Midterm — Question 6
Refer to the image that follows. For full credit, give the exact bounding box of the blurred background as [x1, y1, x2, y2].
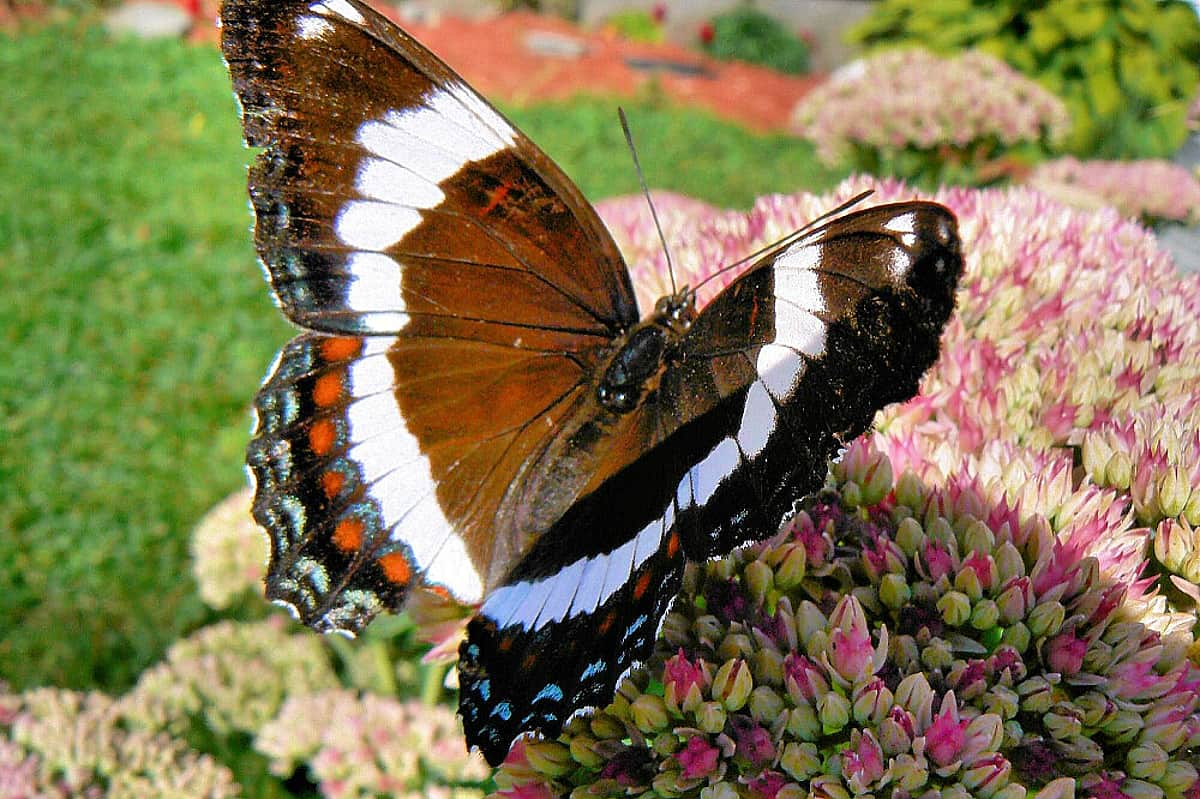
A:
[1, 0, 1198, 795]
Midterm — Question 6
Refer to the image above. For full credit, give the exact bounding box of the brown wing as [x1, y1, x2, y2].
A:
[223, 0, 642, 628]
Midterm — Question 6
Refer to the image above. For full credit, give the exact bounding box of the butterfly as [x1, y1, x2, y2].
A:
[220, 0, 963, 766]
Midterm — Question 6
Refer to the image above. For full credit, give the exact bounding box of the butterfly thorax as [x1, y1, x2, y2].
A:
[597, 288, 696, 413]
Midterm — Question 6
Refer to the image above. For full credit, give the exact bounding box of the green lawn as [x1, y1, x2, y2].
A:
[0, 21, 842, 693]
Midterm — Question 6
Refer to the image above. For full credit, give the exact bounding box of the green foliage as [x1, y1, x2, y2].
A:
[507, 99, 844, 206]
[0, 22, 842, 695]
[498, 0, 578, 18]
[702, 6, 810, 75]
[0, 23, 282, 693]
[849, 0, 1200, 159]
[604, 9, 664, 44]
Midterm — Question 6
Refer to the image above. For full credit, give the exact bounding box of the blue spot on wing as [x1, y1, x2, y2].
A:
[622, 613, 649, 641]
[533, 683, 564, 704]
[581, 658, 606, 680]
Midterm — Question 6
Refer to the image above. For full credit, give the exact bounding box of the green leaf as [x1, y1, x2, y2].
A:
[1027, 10, 1066, 54]
[1086, 69, 1123, 119]
[1059, 5, 1109, 40]
[1062, 94, 1096, 153]
[1119, 47, 1168, 101]
[1117, 0, 1157, 33]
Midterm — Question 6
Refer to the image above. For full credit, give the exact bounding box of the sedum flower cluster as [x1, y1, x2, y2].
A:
[495, 441, 1200, 799]
[488, 180, 1200, 798]
[121, 617, 341, 736]
[190, 486, 268, 610]
[257, 689, 490, 799]
[0, 685, 240, 798]
[3, 613, 491, 798]
[790, 50, 1069, 176]
[1027, 158, 1200, 225]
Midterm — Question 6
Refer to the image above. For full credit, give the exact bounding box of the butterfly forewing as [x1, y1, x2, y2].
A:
[224, 0, 647, 629]
[222, 0, 636, 337]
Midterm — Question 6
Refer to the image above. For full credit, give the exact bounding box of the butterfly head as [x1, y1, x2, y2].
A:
[896, 207, 962, 323]
[653, 285, 697, 335]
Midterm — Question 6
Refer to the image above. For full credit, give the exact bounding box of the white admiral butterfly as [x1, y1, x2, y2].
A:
[221, 0, 963, 765]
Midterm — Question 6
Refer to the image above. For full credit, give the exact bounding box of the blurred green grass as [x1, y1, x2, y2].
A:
[0, 21, 842, 692]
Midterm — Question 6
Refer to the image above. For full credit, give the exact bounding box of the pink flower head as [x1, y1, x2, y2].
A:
[1044, 630, 1088, 675]
[964, 753, 1011, 795]
[920, 539, 955, 582]
[925, 693, 968, 767]
[951, 659, 988, 696]
[1029, 157, 1200, 224]
[792, 516, 832, 567]
[748, 770, 788, 799]
[664, 649, 707, 699]
[862, 532, 906, 580]
[731, 716, 776, 767]
[989, 646, 1026, 682]
[842, 730, 886, 791]
[1081, 771, 1129, 799]
[961, 550, 994, 590]
[825, 595, 885, 683]
[1110, 655, 1172, 701]
[783, 653, 829, 703]
[889, 704, 917, 738]
[677, 735, 720, 779]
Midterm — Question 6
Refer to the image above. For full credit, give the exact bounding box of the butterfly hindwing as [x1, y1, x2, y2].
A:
[459, 201, 962, 764]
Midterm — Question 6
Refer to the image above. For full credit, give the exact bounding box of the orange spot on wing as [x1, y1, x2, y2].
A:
[308, 419, 337, 456]
[748, 295, 760, 332]
[481, 183, 511, 216]
[332, 517, 364, 552]
[598, 610, 617, 636]
[312, 372, 344, 407]
[321, 469, 346, 500]
[633, 570, 653, 600]
[378, 552, 412, 584]
[667, 531, 680, 558]
[498, 636, 514, 653]
[522, 652, 538, 671]
[321, 336, 362, 362]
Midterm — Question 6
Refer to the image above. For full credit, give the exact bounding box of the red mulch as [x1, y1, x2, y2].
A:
[2, 0, 821, 133]
[185, 2, 820, 134]
[385, 11, 821, 134]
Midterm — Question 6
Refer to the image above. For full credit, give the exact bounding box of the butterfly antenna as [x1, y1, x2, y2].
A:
[693, 190, 876, 293]
[619, 107, 677, 295]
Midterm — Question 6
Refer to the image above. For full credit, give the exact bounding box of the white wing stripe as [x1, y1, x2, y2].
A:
[773, 300, 827, 358]
[737, 380, 775, 458]
[692, 437, 741, 506]
[756, 343, 805, 400]
[598, 538, 637, 603]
